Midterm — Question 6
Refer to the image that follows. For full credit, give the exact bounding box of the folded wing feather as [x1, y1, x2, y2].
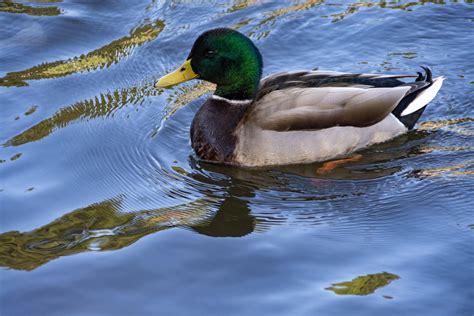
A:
[251, 86, 411, 131]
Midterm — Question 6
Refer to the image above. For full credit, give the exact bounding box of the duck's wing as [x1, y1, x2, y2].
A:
[251, 70, 426, 131]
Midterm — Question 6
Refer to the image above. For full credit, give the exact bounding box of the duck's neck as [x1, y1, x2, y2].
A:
[214, 76, 259, 100]
[215, 80, 259, 101]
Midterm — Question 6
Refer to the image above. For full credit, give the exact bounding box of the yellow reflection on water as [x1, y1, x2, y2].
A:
[163, 81, 215, 119]
[419, 117, 474, 130]
[328, 0, 456, 22]
[326, 272, 400, 295]
[0, 20, 165, 87]
[5, 84, 158, 146]
[417, 145, 470, 153]
[4, 65, 215, 147]
[232, 0, 462, 32]
[0, 0, 61, 16]
[262, 0, 323, 19]
[252, 0, 323, 35]
[413, 159, 474, 177]
[227, 0, 262, 13]
[419, 117, 473, 137]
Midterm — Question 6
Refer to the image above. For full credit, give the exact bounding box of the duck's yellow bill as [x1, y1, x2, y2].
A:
[155, 59, 198, 88]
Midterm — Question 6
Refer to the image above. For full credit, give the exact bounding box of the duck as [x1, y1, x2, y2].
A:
[155, 28, 444, 167]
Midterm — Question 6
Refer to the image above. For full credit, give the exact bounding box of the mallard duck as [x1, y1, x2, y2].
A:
[156, 28, 444, 167]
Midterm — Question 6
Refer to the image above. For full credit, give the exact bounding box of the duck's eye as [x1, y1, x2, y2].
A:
[205, 49, 216, 58]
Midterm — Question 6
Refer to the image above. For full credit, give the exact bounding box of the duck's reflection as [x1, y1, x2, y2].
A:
[191, 180, 256, 238]
[0, 177, 263, 271]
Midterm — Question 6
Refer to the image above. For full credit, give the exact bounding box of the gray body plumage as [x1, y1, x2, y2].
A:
[234, 113, 407, 166]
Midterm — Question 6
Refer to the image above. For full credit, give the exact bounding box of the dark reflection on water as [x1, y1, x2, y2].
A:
[1, 1, 473, 315]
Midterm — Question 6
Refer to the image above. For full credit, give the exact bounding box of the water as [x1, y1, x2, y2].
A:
[0, 1, 473, 315]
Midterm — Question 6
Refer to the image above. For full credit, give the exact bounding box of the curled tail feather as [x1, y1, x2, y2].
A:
[392, 67, 444, 129]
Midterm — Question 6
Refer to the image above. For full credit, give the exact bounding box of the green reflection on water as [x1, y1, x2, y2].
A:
[0, 0, 61, 16]
[326, 272, 400, 295]
[0, 20, 164, 87]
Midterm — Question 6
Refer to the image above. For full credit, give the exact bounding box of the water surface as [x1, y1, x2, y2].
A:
[1, 1, 473, 315]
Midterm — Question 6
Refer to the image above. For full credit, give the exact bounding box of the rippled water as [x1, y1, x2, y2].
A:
[1, 1, 473, 315]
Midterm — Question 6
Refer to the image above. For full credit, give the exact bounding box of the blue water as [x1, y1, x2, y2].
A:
[1, 1, 473, 315]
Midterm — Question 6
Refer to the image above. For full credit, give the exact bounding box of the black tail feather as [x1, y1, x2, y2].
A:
[392, 66, 434, 130]
[420, 66, 433, 83]
[415, 72, 424, 82]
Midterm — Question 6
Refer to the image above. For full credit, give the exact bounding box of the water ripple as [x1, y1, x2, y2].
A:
[1, 2, 473, 314]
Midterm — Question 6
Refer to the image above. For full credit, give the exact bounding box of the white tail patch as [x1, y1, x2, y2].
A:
[401, 76, 445, 116]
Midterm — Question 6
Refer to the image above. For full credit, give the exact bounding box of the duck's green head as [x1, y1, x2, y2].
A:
[156, 28, 263, 100]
